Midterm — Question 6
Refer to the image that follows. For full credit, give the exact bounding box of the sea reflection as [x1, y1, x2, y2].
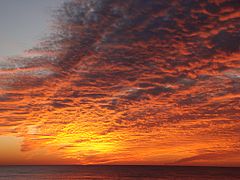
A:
[0, 166, 240, 180]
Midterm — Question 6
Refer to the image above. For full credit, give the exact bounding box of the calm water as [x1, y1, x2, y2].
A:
[0, 165, 239, 180]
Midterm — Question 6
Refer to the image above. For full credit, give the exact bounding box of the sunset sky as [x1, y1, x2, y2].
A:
[0, 0, 239, 166]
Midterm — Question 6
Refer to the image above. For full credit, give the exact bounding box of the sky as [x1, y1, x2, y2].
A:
[0, 0, 239, 166]
[0, 0, 64, 58]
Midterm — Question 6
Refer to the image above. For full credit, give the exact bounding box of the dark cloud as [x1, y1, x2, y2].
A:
[212, 31, 240, 53]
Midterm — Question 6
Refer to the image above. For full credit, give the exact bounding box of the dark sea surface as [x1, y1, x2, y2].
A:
[0, 165, 240, 180]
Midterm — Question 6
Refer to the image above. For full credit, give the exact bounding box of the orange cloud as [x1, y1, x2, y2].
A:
[0, 0, 239, 166]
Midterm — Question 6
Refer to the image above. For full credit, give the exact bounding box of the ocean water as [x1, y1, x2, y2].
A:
[0, 165, 239, 180]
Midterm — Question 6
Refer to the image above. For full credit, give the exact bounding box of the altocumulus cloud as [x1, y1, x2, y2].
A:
[0, 0, 239, 165]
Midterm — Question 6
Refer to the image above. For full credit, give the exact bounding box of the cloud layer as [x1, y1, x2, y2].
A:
[0, 0, 239, 165]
